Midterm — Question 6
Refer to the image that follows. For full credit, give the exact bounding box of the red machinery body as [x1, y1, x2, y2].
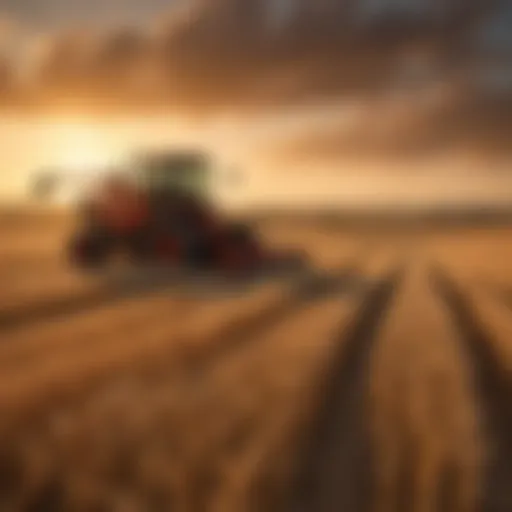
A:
[93, 178, 149, 233]
[70, 174, 265, 273]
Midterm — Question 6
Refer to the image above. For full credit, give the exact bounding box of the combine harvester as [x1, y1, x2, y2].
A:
[33, 150, 308, 283]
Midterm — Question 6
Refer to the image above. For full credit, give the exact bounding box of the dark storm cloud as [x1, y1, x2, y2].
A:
[0, 0, 510, 157]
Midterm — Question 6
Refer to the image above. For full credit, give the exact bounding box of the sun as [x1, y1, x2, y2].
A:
[49, 120, 121, 175]
[59, 143, 113, 174]
[33, 119, 127, 204]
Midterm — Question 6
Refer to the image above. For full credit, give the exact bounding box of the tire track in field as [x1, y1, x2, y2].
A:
[466, 282, 512, 376]
[432, 267, 512, 512]
[0, 255, 368, 428]
[480, 280, 512, 316]
[368, 262, 483, 512]
[288, 266, 403, 512]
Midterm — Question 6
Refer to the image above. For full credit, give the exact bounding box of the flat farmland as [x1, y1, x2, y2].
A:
[0, 213, 512, 512]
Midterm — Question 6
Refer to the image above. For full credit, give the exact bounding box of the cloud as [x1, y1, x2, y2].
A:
[145, 0, 497, 111]
[0, 0, 510, 159]
[3, 1, 497, 104]
[265, 85, 512, 164]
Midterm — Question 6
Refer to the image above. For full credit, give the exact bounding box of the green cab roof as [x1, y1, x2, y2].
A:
[132, 150, 210, 173]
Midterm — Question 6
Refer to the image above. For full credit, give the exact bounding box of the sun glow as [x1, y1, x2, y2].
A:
[33, 119, 133, 205]
[0, 114, 244, 203]
[50, 121, 122, 174]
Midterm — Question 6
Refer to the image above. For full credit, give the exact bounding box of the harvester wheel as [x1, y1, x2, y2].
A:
[218, 226, 261, 274]
[125, 231, 154, 264]
[68, 231, 111, 269]
[224, 224, 254, 243]
[184, 236, 215, 269]
[155, 236, 182, 263]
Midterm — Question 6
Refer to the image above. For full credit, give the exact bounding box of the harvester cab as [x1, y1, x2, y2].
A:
[128, 150, 211, 199]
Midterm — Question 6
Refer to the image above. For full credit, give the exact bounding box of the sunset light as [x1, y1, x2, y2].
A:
[0, 1, 511, 511]
[48, 121, 122, 174]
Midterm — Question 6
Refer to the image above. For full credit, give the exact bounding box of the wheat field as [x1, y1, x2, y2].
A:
[0, 213, 511, 512]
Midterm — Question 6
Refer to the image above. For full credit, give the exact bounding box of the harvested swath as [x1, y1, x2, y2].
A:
[258, 223, 362, 270]
[197, 296, 367, 512]
[444, 278, 512, 376]
[0, 265, 281, 333]
[0, 255, 64, 280]
[0, 270, 103, 321]
[0, 283, 289, 420]
[288, 266, 401, 512]
[0, 248, 362, 425]
[0, 285, 367, 511]
[0, 227, 70, 263]
[0, 247, 367, 507]
[427, 226, 512, 285]
[2, 214, 511, 511]
[369, 261, 483, 512]
[0, 292, 186, 368]
[433, 269, 512, 512]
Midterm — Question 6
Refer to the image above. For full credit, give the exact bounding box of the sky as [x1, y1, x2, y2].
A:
[0, 0, 510, 207]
